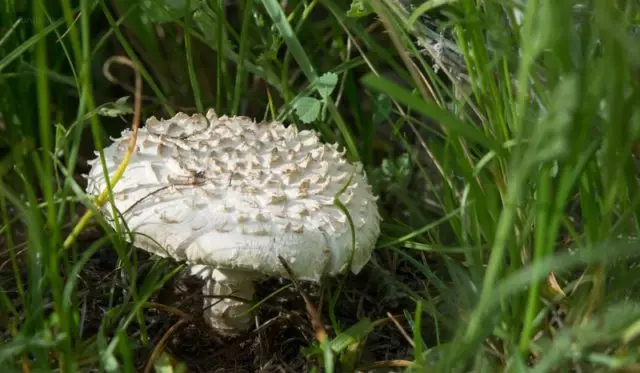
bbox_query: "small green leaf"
[330,318,374,353]
[381,158,394,178]
[396,153,411,177]
[407,0,454,27]
[141,0,204,24]
[381,153,411,179]
[316,72,338,100]
[154,352,187,373]
[54,123,66,155]
[96,96,133,117]
[294,97,322,124]
[101,350,120,372]
[372,92,391,124]
[346,0,373,18]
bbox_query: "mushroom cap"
[85,109,381,282]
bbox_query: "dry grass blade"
[144,318,189,373]
[144,302,195,321]
[386,312,414,347]
[277,255,328,344]
[357,359,413,371]
[62,55,143,249]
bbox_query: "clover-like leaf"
[294,97,322,124]
[316,72,338,100]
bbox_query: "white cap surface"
[86,109,381,281]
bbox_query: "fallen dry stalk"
[387,312,415,347]
[277,256,329,345]
[143,318,190,373]
[357,359,413,371]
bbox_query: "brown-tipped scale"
[85,109,382,335]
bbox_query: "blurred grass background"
[1,0,640,372]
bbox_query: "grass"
[1,0,639,372]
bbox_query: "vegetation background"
[1,0,639,372]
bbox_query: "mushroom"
[85,109,382,335]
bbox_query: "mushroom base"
[190,265,256,335]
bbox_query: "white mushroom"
[85,109,382,335]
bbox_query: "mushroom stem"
[191,265,256,335]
